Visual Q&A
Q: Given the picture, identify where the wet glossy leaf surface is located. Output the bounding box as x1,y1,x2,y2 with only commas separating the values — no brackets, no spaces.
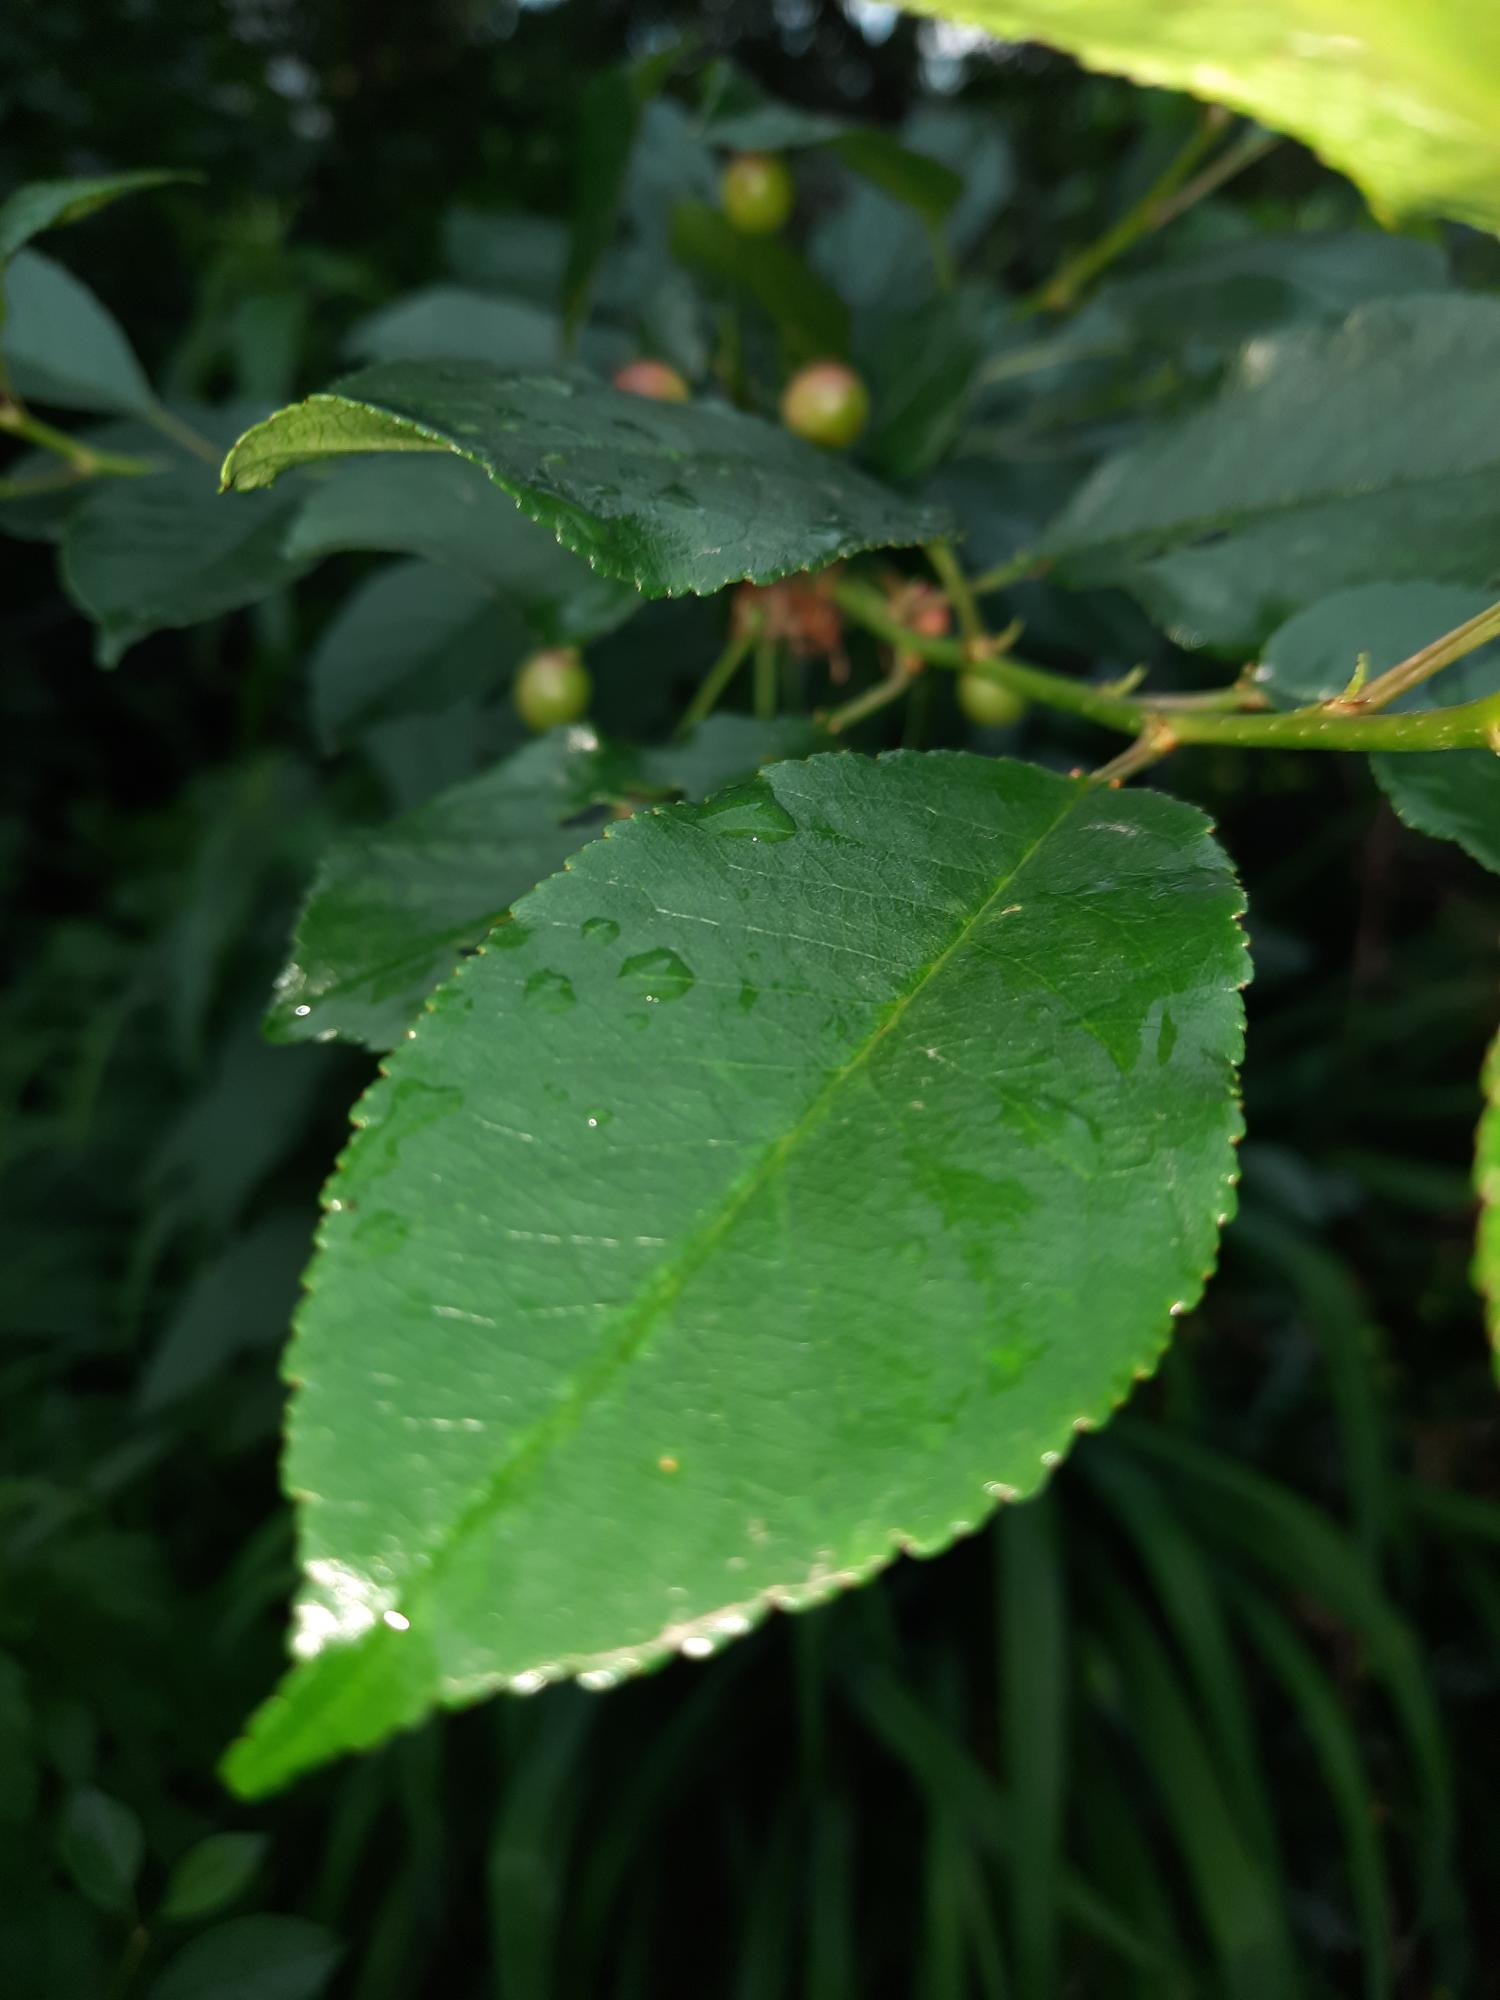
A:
227,752,1247,1795
220,361,950,598
268,716,818,1049
903,0,1500,236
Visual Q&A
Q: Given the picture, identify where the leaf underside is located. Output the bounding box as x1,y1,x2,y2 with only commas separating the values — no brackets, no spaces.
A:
901,0,1500,237
219,361,950,599
226,752,1248,1797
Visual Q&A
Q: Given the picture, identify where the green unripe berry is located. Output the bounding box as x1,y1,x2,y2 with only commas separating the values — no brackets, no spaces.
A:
779,361,870,450
614,359,691,402
721,151,795,235
514,646,591,732
958,673,1027,728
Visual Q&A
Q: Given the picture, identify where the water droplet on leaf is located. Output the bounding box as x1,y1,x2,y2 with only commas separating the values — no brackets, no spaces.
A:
581,915,619,944
619,947,694,1003
524,967,576,1012
693,782,797,843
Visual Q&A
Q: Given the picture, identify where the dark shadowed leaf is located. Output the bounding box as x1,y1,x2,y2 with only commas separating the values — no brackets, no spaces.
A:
669,200,851,360
1,249,155,416
150,1916,341,2000
1042,297,1500,649
308,560,531,748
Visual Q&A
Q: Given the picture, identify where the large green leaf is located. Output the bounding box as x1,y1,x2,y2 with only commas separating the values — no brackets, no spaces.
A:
1,249,154,416
1258,582,1500,875
902,0,1500,236
1478,1035,1500,1361
1042,296,1500,650
284,454,638,642
0,170,196,268
221,362,949,598
268,716,817,1050
224,751,1247,1795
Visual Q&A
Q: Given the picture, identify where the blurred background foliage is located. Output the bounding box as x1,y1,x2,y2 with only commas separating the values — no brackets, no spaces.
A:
3,2,1499,1995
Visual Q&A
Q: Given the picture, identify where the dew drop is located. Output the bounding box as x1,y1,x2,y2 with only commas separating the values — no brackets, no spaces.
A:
737,980,759,1013
524,967,577,1012
581,915,620,945
692,782,797,842
586,1108,614,1129
619,946,694,1003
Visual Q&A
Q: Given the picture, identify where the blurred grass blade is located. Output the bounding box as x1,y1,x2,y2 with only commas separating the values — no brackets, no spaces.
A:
998,1493,1066,2000
843,1663,1180,1978
1229,1583,1393,2000
1094,1569,1302,2000
488,1695,595,2000
1122,1420,1458,1960
1231,1209,1392,1558
1081,1446,1279,1874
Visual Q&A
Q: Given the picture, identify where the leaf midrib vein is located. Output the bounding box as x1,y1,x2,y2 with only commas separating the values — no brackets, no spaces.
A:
393,779,1091,1622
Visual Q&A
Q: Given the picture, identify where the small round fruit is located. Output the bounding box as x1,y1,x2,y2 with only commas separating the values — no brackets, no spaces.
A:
514,646,591,732
958,673,1027,727
721,151,794,235
614,358,691,402
780,362,870,450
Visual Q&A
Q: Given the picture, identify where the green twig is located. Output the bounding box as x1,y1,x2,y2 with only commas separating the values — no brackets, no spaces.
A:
753,629,779,720
1018,109,1274,317
970,550,1040,597
829,575,1500,753
926,538,985,653
824,661,917,736
680,620,758,732
0,399,152,478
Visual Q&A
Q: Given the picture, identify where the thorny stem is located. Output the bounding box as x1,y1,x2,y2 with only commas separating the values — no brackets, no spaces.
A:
829,576,1500,754
1090,722,1179,786
1018,106,1233,317
1341,595,1500,713
679,620,758,732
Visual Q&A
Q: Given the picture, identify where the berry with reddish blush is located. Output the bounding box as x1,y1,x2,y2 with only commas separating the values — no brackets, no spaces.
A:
613,359,691,402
